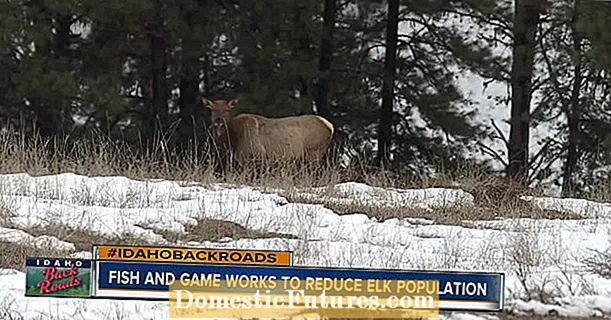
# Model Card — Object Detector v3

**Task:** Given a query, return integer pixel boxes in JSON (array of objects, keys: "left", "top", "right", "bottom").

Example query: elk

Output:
[{"left": 204, "top": 98, "right": 334, "bottom": 172}]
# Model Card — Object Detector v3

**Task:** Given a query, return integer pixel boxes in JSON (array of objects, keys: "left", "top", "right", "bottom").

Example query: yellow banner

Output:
[
  {"left": 168, "top": 279, "right": 439, "bottom": 319},
  {"left": 95, "top": 245, "right": 292, "bottom": 266}
]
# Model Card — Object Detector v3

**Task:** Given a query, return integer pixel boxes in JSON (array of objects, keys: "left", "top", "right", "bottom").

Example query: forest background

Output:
[{"left": 1, "top": 0, "right": 611, "bottom": 198}]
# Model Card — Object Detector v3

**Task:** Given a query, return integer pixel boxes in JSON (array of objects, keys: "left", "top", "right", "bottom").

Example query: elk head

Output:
[{"left": 203, "top": 98, "right": 239, "bottom": 140}]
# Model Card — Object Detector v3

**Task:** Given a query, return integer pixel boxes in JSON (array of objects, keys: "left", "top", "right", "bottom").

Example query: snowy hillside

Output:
[{"left": 1, "top": 172, "right": 611, "bottom": 319}]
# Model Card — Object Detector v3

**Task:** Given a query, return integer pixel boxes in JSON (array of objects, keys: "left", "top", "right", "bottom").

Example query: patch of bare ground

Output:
[
  {"left": 24, "top": 222, "right": 152, "bottom": 252},
  {"left": 284, "top": 197, "right": 579, "bottom": 226},
  {"left": 21, "top": 218, "right": 296, "bottom": 252},
  {"left": 284, "top": 172, "right": 583, "bottom": 225},
  {"left": 159, "top": 218, "right": 298, "bottom": 243},
  {"left": 458, "top": 174, "right": 584, "bottom": 222},
  {"left": 0, "top": 206, "right": 15, "bottom": 229},
  {"left": 0, "top": 241, "right": 71, "bottom": 271}
]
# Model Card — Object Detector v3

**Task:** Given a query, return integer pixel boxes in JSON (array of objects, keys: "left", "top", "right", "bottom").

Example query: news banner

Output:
[{"left": 24, "top": 244, "right": 505, "bottom": 319}]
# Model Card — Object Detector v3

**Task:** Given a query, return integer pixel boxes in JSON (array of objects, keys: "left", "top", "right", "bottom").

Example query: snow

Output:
[{"left": 1, "top": 172, "right": 611, "bottom": 319}]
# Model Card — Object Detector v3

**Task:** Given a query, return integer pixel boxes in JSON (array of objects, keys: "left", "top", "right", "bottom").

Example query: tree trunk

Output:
[
  {"left": 292, "top": 3, "right": 313, "bottom": 115},
  {"left": 376, "top": 0, "right": 399, "bottom": 169},
  {"left": 507, "top": 0, "right": 543, "bottom": 185},
  {"left": 315, "top": 0, "right": 336, "bottom": 119},
  {"left": 49, "top": 14, "right": 74, "bottom": 138},
  {"left": 238, "top": 0, "right": 258, "bottom": 96},
  {"left": 562, "top": 1, "right": 583, "bottom": 197},
  {"left": 177, "top": 72, "right": 199, "bottom": 151},
  {"left": 149, "top": 0, "right": 169, "bottom": 148}
]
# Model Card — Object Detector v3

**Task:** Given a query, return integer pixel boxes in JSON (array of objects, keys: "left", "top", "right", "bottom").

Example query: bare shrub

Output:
[{"left": 584, "top": 245, "right": 611, "bottom": 279}]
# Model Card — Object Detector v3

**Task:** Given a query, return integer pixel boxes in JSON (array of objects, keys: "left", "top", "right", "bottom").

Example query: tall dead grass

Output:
[
  {"left": 0, "top": 129, "right": 424, "bottom": 190},
  {"left": 0, "top": 129, "right": 564, "bottom": 203}
]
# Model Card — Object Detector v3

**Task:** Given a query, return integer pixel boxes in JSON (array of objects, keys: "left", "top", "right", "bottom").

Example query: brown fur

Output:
[{"left": 204, "top": 98, "right": 335, "bottom": 172}]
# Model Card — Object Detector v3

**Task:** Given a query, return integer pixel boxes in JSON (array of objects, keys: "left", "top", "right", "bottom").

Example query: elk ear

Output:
[
  {"left": 227, "top": 98, "right": 239, "bottom": 109},
  {"left": 202, "top": 98, "right": 214, "bottom": 109}
]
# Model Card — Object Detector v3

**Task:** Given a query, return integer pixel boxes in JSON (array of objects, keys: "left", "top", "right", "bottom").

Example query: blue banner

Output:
[{"left": 95, "top": 261, "right": 504, "bottom": 311}]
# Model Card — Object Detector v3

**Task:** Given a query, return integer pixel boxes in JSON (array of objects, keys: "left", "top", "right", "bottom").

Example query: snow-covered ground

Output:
[{"left": 1, "top": 172, "right": 611, "bottom": 319}]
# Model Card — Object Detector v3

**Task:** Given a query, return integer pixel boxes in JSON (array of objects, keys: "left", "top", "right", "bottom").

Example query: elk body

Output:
[{"left": 204, "top": 98, "right": 335, "bottom": 171}]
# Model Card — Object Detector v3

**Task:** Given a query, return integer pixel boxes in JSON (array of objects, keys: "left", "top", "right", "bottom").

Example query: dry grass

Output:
[
  {"left": 0, "top": 241, "right": 71, "bottom": 271},
  {"left": 0, "top": 205, "right": 15, "bottom": 229},
  {"left": 284, "top": 193, "right": 580, "bottom": 225},
  {"left": 20, "top": 219, "right": 297, "bottom": 253},
  {"left": 0, "top": 130, "right": 528, "bottom": 195},
  {"left": 158, "top": 218, "right": 298, "bottom": 243},
  {"left": 24, "top": 222, "right": 152, "bottom": 252},
  {"left": 0, "top": 130, "right": 349, "bottom": 189},
  {"left": 283, "top": 171, "right": 583, "bottom": 225},
  {"left": 585, "top": 178, "right": 611, "bottom": 203}
]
